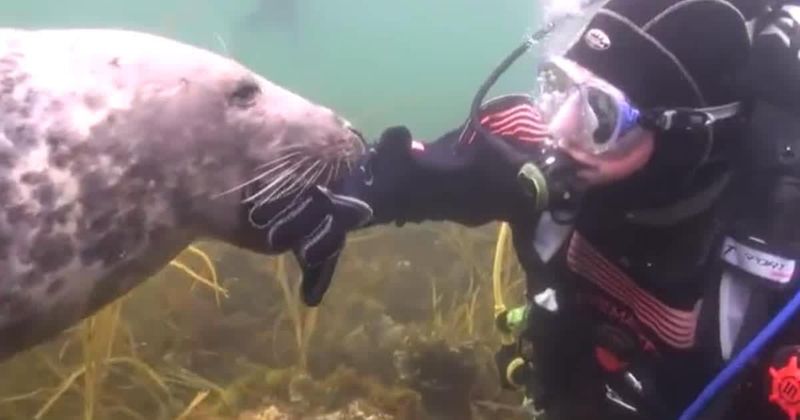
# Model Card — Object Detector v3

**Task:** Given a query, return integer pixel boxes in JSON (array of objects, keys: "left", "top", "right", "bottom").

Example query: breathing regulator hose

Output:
[
  {"left": 468, "top": 27, "right": 552, "bottom": 344},
  {"left": 492, "top": 222, "right": 514, "bottom": 343},
  {"left": 468, "top": 33, "right": 545, "bottom": 141},
  {"left": 478, "top": 0, "right": 606, "bottom": 343},
  {"left": 469, "top": 5, "right": 594, "bottom": 221},
  {"left": 469, "top": 27, "right": 555, "bottom": 217},
  {"left": 469, "top": 29, "right": 552, "bottom": 341}
]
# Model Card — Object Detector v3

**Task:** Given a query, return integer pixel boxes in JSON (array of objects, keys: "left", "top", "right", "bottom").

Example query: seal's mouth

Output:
[
  {"left": 346, "top": 126, "right": 369, "bottom": 161},
  {"left": 348, "top": 126, "right": 368, "bottom": 152},
  {"left": 232, "top": 127, "right": 366, "bottom": 209},
  {"left": 211, "top": 121, "right": 367, "bottom": 211}
]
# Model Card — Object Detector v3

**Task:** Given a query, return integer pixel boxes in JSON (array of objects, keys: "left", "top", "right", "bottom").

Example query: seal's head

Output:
[
  {"left": 44, "top": 29, "right": 368, "bottom": 239},
  {"left": 0, "top": 28, "right": 365, "bottom": 361}
]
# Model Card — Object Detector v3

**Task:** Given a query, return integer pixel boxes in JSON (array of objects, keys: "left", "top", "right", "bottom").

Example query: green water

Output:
[{"left": 0, "top": 0, "right": 539, "bottom": 139}]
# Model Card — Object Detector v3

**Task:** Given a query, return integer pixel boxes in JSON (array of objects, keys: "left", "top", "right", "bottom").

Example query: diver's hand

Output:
[
  {"left": 244, "top": 126, "right": 426, "bottom": 308},
  {"left": 256, "top": 95, "right": 551, "bottom": 307},
  {"left": 346, "top": 115, "right": 545, "bottom": 228},
  {"left": 247, "top": 186, "right": 373, "bottom": 306},
  {"left": 338, "top": 99, "right": 557, "bottom": 293}
]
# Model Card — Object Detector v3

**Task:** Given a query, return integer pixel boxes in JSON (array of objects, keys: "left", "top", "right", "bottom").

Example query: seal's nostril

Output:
[
  {"left": 351, "top": 128, "right": 365, "bottom": 143},
  {"left": 345, "top": 126, "right": 367, "bottom": 149}
]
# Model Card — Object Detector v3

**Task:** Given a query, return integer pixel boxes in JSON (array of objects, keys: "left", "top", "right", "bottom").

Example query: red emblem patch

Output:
[{"left": 770, "top": 355, "right": 800, "bottom": 420}]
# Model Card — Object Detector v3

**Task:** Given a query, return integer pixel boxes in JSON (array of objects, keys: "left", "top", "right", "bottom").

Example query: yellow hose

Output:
[
  {"left": 492, "top": 222, "right": 512, "bottom": 317},
  {"left": 492, "top": 222, "right": 517, "bottom": 345}
]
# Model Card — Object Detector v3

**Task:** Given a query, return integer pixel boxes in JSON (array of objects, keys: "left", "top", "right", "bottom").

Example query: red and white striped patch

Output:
[
  {"left": 567, "top": 232, "right": 701, "bottom": 349},
  {"left": 459, "top": 100, "right": 550, "bottom": 145}
]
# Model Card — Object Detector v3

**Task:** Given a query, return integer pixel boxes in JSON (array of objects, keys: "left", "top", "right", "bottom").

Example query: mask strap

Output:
[
  {"left": 641, "top": 102, "right": 741, "bottom": 132},
  {"left": 640, "top": 102, "right": 740, "bottom": 184}
]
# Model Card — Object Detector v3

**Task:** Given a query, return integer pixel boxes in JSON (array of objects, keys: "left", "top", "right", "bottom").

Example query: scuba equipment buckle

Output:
[
  {"left": 596, "top": 333, "right": 673, "bottom": 420},
  {"left": 606, "top": 384, "right": 639, "bottom": 414},
  {"left": 606, "top": 366, "right": 673, "bottom": 420}
]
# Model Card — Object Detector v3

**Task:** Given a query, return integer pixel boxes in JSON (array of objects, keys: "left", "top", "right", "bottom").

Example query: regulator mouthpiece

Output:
[{"left": 517, "top": 162, "right": 549, "bottom": 212}]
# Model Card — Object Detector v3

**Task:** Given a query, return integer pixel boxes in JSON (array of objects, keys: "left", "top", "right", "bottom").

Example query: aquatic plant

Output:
[
  {"left": 174, "top": 390, "right": 210, "bottom": 420},
  {"left": 170, "top": 245, "right": 229, "bottom": 308},
  {"left": 0, "top": 244, "right": 229, "bottom": 420},
  {"left": 0, "top": 223, "right": 527, "bottom": 420},
  {"left": 272, "top": 254, "right": 319, "bottom": 372},
  {"left": 32, "top": 298, "right": 171, "bottom": 420}
]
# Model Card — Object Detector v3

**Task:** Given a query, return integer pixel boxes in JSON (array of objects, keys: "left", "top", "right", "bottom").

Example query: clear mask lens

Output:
[{"left": 535, "top": 57, "right": 640, "bottom": 155}]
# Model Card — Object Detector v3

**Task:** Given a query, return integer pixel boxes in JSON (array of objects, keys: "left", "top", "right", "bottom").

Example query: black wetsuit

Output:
[
  {"left": 484, "top": 96, "right": 800, "bottom": 420},
  {"left": 496, "top": 99, "right": 736, "bottom": 420},
  {"left": 520, "top": 3, "right": 800, "bottom": 418}
]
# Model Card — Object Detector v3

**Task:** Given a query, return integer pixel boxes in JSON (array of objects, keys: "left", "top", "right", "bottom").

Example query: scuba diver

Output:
[{"left": 250, "top": 0, "right": 800, "bottom": 419}]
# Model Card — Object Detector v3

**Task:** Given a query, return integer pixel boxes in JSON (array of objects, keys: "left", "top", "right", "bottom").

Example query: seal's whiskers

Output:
[
  {"left": 259, "top": 159, "right": 322, "bottom": 205},
  {"left": 321, "top": 160, "right": 336, "bottom": 189},
  {"left": 255, "top": 172, "right": 298, "bottom": 207},
  {"left": 253, "top": 147, "right": 305, "bottom": 170},
  {"left": 212, "top": 152, "right": 301, "bottom": 199},
  {"left": 296, "top": 161, "right": 327, "bottom": 195},
  {"left": 244, "top": 158, "right": 308, "bottom": 204}
]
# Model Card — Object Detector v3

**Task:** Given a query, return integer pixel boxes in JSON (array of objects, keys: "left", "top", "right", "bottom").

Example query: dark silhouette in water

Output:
[{"left": 241, "top": 0, "right": 300, "bottom": 43}]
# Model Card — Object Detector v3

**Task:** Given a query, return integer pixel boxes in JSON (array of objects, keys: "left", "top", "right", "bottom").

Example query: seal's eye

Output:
[{"left": 229, "top": 79, "right": 261, "bottom": 107}]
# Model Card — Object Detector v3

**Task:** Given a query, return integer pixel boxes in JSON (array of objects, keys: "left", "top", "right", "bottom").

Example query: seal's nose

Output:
[
  {"left": 347, "top": 127, "right": 368, "bottom": 158},
  {"left": 336, "top": 116, "right": 367, "bottom": 156},
  {"left": 349, "top": 127, "right": 367, "bottom": 147}
]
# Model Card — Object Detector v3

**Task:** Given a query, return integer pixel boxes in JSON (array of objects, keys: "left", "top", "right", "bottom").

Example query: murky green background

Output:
[{"left": 0, "top": 0, "right": 539, "bottom": 139}]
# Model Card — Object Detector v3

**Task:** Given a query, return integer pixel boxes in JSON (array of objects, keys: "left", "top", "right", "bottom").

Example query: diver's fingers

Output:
[
  {"left": 377, "top": 126, "right": 413, "bottom": 150},
  {"left": 373, "top": 126, "right": 416, "bottom": 169},
  {"left": 320, "top": 187, "right": 373, "bottom": 230},
  {"left": 294, "top": 214, "right": 345, "bottom": 269},
  {"left": 294, "top": 212, "right": 347, "bottom": 306},
  {"left": 248, "top": 194, "right": 293, "bottom": 229},
  {"left": 299, "top": 255, "right": 340, "bottom": 307},
  {"left": 265, "top": 190, "right": 332, "bottom": 250}
]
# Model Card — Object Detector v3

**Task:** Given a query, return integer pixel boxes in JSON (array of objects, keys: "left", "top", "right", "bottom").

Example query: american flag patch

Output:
[{"left": 459, "top": 95, "right": 550, "bottom": 145}]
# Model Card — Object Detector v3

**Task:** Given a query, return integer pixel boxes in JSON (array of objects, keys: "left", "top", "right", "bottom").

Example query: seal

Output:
[{"left": 0, "top": 28, "right": 365, "bottom": 361}]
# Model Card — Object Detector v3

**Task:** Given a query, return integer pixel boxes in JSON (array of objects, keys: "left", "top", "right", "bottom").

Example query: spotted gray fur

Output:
[{"left": 0, "top": 28, "right": 364, "bottom": 361}]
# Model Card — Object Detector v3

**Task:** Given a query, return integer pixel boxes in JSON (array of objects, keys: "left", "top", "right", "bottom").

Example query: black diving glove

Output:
[
  {"left": 252, "top": 95, "right": 554, "bottom": 307},
  {"left": 245, "top": 184, "right": 374, "bottom": 306},
  {"left": 340, "top": 124, "right": 543, "bottom": 227}
]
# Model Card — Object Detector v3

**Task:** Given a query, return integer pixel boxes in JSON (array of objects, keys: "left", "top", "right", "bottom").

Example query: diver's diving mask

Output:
[
  {"left": 533, "top": 56, "right": 744, "bottom": 159},
  {"left": 467, "top": 40, "right": 743, "bottom": 223},
  {"left": 535, "top": 56, "right": 642, "bottom": 156}
]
